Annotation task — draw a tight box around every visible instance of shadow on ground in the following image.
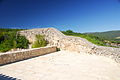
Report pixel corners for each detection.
[0,74,20,80]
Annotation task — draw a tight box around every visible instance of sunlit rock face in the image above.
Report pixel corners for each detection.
[19,28,120,63]
[19,28,95,52]
[19,28,65,44]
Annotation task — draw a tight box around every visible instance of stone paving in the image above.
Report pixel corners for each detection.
[0,51,120,80]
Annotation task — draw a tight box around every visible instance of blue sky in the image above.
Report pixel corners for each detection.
[0,0,120,33]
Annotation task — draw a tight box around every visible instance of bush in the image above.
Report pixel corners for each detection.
[0,30,29,52]
[57,48,60,51]
[0,40,13,52]
[0,32,15,52]
[15,34,29,49]
[32,35,47,48]
[0,32,5,43]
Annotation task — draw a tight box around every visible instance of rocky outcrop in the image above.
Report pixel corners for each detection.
[19,28,65,44]
[19,28,120,63]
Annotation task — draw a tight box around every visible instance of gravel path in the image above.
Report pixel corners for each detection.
[0,51,120,80]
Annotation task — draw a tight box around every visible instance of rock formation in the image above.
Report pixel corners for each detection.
[19,28,120,63]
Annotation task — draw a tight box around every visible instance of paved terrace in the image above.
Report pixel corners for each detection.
[0,51,120,80]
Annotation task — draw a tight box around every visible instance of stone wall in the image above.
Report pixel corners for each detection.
[0,46,57,65]
[19,28,120,63]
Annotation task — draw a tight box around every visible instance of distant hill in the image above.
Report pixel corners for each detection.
[85,30,120,41]
[62,30,120,47]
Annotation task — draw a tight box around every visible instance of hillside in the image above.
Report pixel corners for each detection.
[62,30,120,48]
[85,30,120,41]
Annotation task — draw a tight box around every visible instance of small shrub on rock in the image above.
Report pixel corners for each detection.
[32,35,47,48]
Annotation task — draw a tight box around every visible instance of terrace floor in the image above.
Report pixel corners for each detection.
[0,51,120,80]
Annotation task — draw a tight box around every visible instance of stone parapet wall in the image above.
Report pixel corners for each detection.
[0,46,57,65]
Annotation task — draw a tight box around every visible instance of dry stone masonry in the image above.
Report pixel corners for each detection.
[0,46,57,65]
[19,28,120,63]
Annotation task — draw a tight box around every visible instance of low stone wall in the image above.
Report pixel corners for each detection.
[0,46,57,65]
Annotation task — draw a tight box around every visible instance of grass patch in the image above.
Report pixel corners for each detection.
[32,35,47,48]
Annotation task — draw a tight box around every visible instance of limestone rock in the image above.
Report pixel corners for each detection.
[19,28,120,63]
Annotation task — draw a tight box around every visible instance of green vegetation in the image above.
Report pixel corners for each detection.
[86,30,120,43]
[32,35,47,48]
[0,28,29,52]
[62,30,120,47]
[57,48,60,51]
[14,34,29,49]
[0,28,23,32]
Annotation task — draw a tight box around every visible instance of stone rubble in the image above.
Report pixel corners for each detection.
[19,28,120,63]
